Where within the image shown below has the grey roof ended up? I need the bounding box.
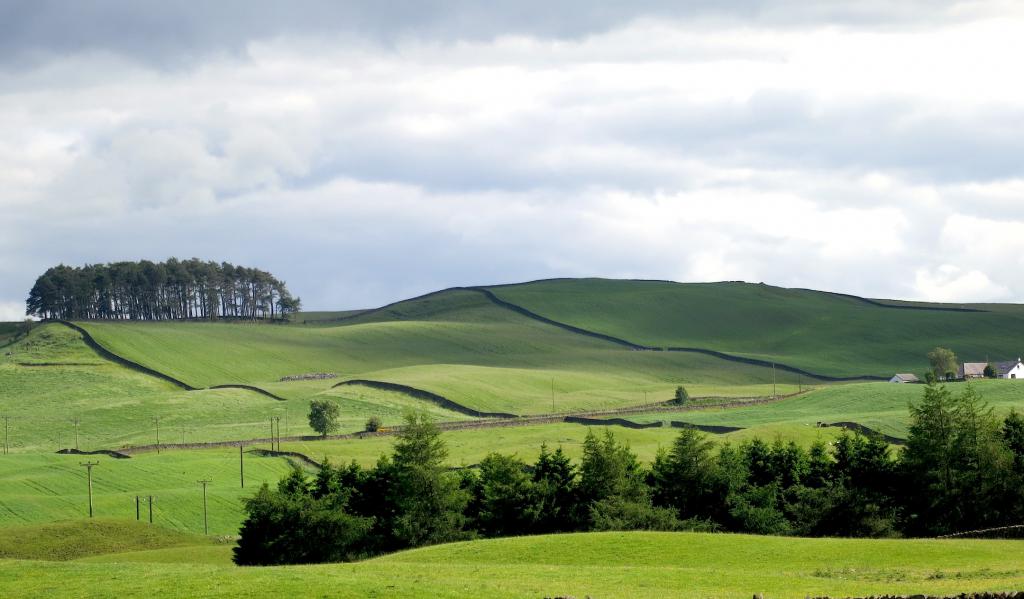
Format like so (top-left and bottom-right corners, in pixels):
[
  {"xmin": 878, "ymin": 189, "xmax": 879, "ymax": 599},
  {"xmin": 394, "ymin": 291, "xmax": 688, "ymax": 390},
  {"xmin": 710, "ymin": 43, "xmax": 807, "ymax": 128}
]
[
  {"xmin": 892, "ymin": 373, "xmax": 919, "ymax": 382},
  {"xmin": 994, "ymin": 358, "xmax": 1023, "ymax": 375}
]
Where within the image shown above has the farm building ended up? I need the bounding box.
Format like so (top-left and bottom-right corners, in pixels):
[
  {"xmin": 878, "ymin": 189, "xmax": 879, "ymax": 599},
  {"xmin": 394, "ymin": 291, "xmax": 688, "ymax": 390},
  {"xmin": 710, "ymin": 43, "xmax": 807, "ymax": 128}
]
[
  {"xmin": 995, "ymin": 358, "xmax": 1024, "ymax": 379},
  {"xmin": 958, "ymin": 362, "xmax": 987, "ymax": 380},
  {"xmin": 889, "ymin": 373, "xmax": 920, "ymax": 384}
]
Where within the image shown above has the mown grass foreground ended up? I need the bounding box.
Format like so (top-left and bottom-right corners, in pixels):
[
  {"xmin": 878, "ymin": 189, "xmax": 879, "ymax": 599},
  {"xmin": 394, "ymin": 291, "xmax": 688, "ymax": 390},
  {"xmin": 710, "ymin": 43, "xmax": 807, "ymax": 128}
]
[{"xmin": 1, "ymin": 531, "xmax": 1023, "ymax": 598}]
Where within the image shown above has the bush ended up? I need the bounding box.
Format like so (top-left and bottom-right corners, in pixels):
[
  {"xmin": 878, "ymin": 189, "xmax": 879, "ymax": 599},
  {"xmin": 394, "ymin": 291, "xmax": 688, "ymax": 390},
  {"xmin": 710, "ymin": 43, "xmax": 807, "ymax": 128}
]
[
  {"xmin": 365, "ymin": 416, "xmax": 382, "ymax": 432},
  {"xmin": 672, "ymin": 386, "xmax": 689, "ymax": 405}
]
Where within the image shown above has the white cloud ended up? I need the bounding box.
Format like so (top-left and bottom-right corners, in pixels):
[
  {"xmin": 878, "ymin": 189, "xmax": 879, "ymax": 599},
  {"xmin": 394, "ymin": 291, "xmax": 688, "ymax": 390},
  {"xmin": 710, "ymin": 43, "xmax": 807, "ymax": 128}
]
[
  {"xmin": 0, "ymin": 303, "xmax": 26, "ymax": 322},
  {"xmin": 913, "ymin": 265, "xmax": 1011, "ymax": 303}
]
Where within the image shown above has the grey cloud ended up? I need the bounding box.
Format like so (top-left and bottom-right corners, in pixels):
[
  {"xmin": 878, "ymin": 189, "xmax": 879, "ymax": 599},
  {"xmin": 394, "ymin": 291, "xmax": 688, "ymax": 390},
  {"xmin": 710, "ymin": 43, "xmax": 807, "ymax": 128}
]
[{"xmin": 0, "ymin": 0, "xmax": 974, "ymax": 69}]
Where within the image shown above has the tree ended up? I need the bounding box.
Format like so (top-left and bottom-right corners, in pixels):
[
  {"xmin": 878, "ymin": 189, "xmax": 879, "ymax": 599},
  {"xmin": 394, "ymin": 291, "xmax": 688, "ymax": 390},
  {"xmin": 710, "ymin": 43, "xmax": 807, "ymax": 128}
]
[
  {"xmin": 649, "ymin": 428, "xmax": 721, "ymax": 521},
  {"xmin": 308, "ymin": 399, "xmax": 341, "ymax": 437},
  {"xmin": 927, "ymin": 347, "xmax": 958, "ymax": 381},
  {"xmin": 672, "ymin": 386, "xmax": 689, "ymax": 405},
  {"xmin": 984, "ymin": 363, "xmax": 997, "ymax": 378},
  {"xmin": 900, "ymin": 382, "xmax": 1015, "ymax": 535},
  {"xmin": 387, "ymin": 412, "xmax": 470, "ymax": 548},
  {"xmin": 474, "ymin": 453, "xmax": 542, "ymax": 537},
  {"xmin": 532, "ymin": 444, "xmax": 579, "ymax": 532},
  {"xmin": 365, "ymin": 416, "xmax": 382, "ymax": 432}
]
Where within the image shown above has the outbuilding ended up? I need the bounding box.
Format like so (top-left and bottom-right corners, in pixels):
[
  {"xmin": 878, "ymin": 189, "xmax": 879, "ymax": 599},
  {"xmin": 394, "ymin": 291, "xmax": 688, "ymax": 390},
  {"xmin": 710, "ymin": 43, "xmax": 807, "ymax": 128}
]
[
  {"xmin": 958, "ymin": 362, "xmax": 987, "ymax": 380},
  {"xmin": 889, "ymin": 373, "xmax": 920, "ymax": 384}
]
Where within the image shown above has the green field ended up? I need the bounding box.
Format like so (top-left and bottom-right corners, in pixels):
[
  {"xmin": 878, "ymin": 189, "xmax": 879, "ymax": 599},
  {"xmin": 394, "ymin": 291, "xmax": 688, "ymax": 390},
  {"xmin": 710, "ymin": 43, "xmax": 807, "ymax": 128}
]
[
  {"xmin": 0, "ymin": 450, "xmax": 298, "ymax": 536},
  {"xmin": 487, "ymin": 279, "xmax": 1024, "ymax": 378},
  {"xmin": 0, "ymin": 519, "xmax": 218, "ymax": 561},
  {"xmin": 643, "ymin": 379, "xmax": 1024, "ymax": 438},
  {"xmin": 75, "ymin": 289, "xmax": 793, "ymax": 415},
  {"xmin": 2, "ymin": 530, "xmax": 1024, "ymax": 598}
]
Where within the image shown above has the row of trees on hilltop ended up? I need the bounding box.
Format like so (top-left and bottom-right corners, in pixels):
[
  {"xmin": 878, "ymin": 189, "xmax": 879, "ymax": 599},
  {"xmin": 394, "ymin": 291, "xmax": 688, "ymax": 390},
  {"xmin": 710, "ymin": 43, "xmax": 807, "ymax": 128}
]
[
  {"xmin": 236, "ymin": 383, "xmax": 1024, "ymax": 565},
  {"xmin": 26, "ymin": 259, "xmax": 301, "ymax": 321}
]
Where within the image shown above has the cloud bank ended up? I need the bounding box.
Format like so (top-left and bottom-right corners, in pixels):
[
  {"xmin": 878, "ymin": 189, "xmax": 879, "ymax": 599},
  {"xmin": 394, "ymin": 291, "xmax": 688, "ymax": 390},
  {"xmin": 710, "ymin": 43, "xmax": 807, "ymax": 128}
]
[{"xmin": 2, "ymin": 1, "xmax": 1024, "ymax": 313}]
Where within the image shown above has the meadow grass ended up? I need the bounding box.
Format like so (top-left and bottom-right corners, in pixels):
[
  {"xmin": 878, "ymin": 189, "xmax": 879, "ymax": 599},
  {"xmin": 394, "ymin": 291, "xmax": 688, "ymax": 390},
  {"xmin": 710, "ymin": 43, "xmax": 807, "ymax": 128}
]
[
  {"xmin": 0, "ymin": 325, "xmax": 474, "ymax": 451},
  {"xmin": 75, "ymin": 289, "xmax": 793, "ymax": 414},
  {"xmin": 0, "ymin": 519, "xmax": 216, "ymax": 561},
  {"xmin": 281, "ymin": 421, "xmax": 847, "ymax": 467},
  {"xmin": 2, "ymin": 531, "xmax": 1024, "ymax": 598},
  {"xmin": 488, "ymin": 278, "xmax": 1024, "ymax": 378},
  {"xmin": 0, "ymin": 450, "xmax": 297, "ymax": 535},
  {"xmin": 637, "ymin": 379, "xmax": 1024, "ymax": 438}
]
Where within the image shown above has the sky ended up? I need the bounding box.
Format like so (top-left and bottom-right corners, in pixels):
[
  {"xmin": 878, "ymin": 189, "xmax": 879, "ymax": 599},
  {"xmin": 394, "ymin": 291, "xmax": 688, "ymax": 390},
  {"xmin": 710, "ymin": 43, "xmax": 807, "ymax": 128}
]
[{"xmin": 3, "ymin": 0, "xmax": 1024, "ymax": 318}]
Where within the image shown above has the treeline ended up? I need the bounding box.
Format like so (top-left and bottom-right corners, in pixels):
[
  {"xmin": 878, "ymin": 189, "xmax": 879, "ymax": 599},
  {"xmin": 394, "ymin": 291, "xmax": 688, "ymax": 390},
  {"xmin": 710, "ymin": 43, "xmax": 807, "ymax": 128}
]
[
  {"xmin": 26, "ymin": 259, "xmax": 301, "ymax": 321},
  {"xmin": 235, "ymin": 383, "xmax": 1024, "ymax": 565}
]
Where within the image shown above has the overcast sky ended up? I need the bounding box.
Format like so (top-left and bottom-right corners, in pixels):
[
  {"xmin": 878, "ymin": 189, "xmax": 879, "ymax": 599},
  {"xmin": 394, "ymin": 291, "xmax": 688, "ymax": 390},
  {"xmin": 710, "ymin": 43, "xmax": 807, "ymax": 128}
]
[{"xmin": 3, "ymin": 1, "xmax": 1024, "ymax": 318}]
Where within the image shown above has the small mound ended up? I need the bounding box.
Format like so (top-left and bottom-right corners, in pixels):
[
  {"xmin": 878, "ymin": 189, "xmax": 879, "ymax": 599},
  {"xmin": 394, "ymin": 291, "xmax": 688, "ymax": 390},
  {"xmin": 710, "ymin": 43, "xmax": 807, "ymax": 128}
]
[{"xmin": 0, "ymin": 519, "xmax": 214, "ymax": 561}]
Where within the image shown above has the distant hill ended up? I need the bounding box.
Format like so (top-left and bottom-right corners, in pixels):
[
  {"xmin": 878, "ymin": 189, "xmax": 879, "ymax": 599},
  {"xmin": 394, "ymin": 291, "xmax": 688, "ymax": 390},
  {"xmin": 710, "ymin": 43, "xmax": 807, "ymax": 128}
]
[{"xmin": 482, "ymin": 278, "xmax": 1024, "ymax": 378}]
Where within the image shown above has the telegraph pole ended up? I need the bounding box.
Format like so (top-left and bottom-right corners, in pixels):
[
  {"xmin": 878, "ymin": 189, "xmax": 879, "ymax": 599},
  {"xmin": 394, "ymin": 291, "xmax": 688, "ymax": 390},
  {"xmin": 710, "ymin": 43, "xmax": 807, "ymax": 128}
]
[
  {"xmin": 3, "ymin": 415, "xmax": 9, "ymax": 454},
  {"xmin": 148, "ymin": 495, "xmax": 154, "ymax": 524},
  {"xmin": 274, "ymin": 416, "xmax": 281, "ymax": 451},
  {"xmin": 197, "ymin": 480, "xmax": 212, "ymax": 535},
  {"xmin": 72, "ymin": 418, "xmax": 80, "ymax": 450},
  {"xmin": 136, "ymin": 495, "xmax": 140, "ymax": 521},
  {"xmin": 239, "ymin": 444, "xmax": 245, "ymax": 488},
  {"xmin": 551, "ymin": 378, "xmax": 555, "ymax": 413},
  {"xmin": 269, "ymin": 417, "xmax": 274, "ymax": 451},
  {"xmin": 152, "ymin": 416, "xmax": 161, "ymax": 454},
  {"xmin": 772, "ymin": 363, "xmax": 777, "ymax": 399},
  {"xmin": 80, "ymin": 461, "xmax": 99, "ymax": 517}
]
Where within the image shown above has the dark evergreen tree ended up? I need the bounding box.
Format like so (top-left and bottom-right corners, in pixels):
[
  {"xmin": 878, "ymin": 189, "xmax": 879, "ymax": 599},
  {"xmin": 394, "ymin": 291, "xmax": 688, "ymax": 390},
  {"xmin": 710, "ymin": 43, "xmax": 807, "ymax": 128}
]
[{"xmin": 26, "ymin": 259, "xmax": 300, "ymax": 321}]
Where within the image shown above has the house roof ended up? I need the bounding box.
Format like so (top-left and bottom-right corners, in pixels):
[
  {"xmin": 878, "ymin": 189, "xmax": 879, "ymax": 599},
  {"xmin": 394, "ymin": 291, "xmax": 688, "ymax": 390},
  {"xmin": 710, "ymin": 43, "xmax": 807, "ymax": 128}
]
[
  {"xmin": 960, "ymin": 362, "xmax": 987, "ymax": 377},
  {"xmin": 892, "ymin": 373, "xmax": 919, "ymax": 382},
  {"xmin": 995, "ymin": 358, "xmax": 1023, "ymax": 375}
]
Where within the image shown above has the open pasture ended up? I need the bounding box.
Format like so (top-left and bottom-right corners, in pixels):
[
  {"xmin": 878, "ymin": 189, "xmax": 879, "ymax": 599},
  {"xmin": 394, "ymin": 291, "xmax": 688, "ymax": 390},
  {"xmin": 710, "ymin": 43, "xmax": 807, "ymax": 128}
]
[
  {"xmin": 2, "ymin": 531, "xmax": 1024, "ymax": 598},
  {"xmin": 487, "ymin": 279, "xmax": 1024, "ymax": 378},
  {"xmin": 0, "ymin": 450, "xmax": 297, "ymax": 536}
]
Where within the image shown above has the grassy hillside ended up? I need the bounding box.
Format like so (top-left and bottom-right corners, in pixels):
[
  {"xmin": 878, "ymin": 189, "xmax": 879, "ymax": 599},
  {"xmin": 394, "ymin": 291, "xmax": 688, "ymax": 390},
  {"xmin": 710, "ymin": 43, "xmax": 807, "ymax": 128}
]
[
  {"xmin": 0, "ymin": 450, "xmax": 298, "ymax": 535},
  {"xmin": 486, "ymin": 279, "xmax": 1024, "ymax": 378},
  {"xmin": 0, "ymin": 519, "xmax": 215, "ymax": 561},
  {"xmin": 650, "ymin": 379, "xmax": 1024, "ymax": 438},
  {"xmin": 3, "ymin": 532, "xmax": 1024, "ymax": 598},
  {"xmin": 76, "ymin": 289, "xmax": 791, "ymax": 414},
  {"xmin": 0, "ymin": 324, "xmax": 475, "ymax": 451}
]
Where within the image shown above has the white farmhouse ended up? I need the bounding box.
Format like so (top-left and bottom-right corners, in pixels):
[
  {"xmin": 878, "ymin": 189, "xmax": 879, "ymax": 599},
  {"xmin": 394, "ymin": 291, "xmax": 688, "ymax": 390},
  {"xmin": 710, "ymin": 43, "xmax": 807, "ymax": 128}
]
[{"xmin": 996, "ymin": 358, "xmax": 1024, "ymax": 380}]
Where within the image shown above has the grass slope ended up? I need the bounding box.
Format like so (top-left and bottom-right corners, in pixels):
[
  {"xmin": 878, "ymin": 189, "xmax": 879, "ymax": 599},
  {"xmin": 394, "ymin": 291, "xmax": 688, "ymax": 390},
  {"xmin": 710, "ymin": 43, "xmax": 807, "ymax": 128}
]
[
  {"xmin": 0, "ymin": 325, "xmax": 473, "ymax": 451},
  {"xmin": 643, "ymin": 379, "xmax": 1024, "ymax": 438},
  {"xmin": 486, "ymin": 278, "xmax": 1024, "ymax": 378},
  {"xmin": 3, "ymin": 532, "xmax": 1024, "ymax": 598},
  {"xmin": 0, "ymin": 519, "xmax": 214, "ymax": 561},
  {"xmin": 76, "ymin": 289, "xmax": 790, "ymax": 415},
  {"xmin": 0, "ymin": 450, "xmax": 298, "ymax": 536}
]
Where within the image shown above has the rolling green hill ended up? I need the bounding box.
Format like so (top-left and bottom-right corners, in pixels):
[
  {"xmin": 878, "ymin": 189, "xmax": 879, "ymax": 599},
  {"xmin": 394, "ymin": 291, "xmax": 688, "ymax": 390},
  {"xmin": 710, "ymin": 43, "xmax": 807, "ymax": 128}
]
[
  {"xmin": 3, "ymin": 531, "xmax": 1024, "ymax": 598},
  {"xmin": 75, "ymin": 289, "xmax": 792, "ymax": 415},
  {"xmin": 485, "ymin": 278, "xmax": 1024, "ymax": 378}
]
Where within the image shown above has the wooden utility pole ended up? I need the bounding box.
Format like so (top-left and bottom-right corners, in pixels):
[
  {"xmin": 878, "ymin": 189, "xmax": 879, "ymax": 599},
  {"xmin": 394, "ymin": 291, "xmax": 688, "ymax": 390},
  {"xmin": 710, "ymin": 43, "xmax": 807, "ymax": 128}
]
[
  {"xmin": 2, "ymin": 415, "xmax": 9, "ymax": 455},
  {"xmin": 72, "ymin": 418, "xmax": 80, "ymax": 450},
  {"xmin": 772, "ymin": 363, "xmax": 777, "ymax": 400},
  {"xmin": 269, "ymin": 418, "xmax": 274, "ymax": 451},
  {"xmin": 239, "ymin": 445, "xmax": 245, "ymax": 488},
  {"xmin": 153, "ymin": 416, "xmax": 161, "ymax": 454},
  {"xmin": 80, "ymin": 461, "xmax": 99, "ymax": 517},
  {"xmin": 148, "ymin": 495, "xmax": 154, "ymax": 524},
  {"xmin": 197, "ymin": 480, "xmax": 212, "ymax": 535},
  {"xmin": 136, "ymin": 495, "xmax": 140, "ymax": 520},
  {"xmin": 551, "ymin": 378, "xmax": 555, "ymax": 413},
  {"xmin": 274, "ymin": 416, "xmax": 281, "ymax": 451}
]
